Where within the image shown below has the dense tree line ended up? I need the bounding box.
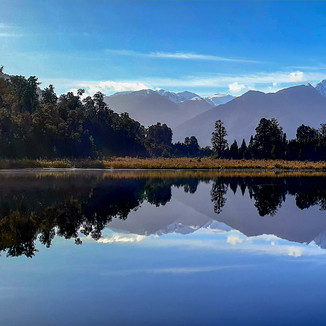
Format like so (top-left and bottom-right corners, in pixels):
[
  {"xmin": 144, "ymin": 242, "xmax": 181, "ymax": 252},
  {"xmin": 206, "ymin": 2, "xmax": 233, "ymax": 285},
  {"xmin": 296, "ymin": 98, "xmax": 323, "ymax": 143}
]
[
  {"xmin": 2, "ymin": 72, "xmax": 326, "ymax": 161},
  {"xmin": 1, "ymin": 173, "xmax": 326, "ymax": 257},
  {"xmin": 0, "ymin": 74, "xmax": 182, "ymax": 158},
  {"xmin": 211, "ymin": 118, "xmax": 326, "ymax": 161}
]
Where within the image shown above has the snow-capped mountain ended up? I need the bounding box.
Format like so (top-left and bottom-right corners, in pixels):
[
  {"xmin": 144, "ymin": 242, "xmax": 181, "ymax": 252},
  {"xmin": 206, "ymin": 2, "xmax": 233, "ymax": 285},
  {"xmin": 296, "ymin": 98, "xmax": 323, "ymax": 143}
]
[
  {"xmin": 156, "ymin": 89, "xmax": 200, "ymax": 103},
  {"xmin": 105, "ymin": 88, "xmax": 234, "ymax": 128},
  {"xmin": 176, "ymin": 91, "xmax": 200, "ymax": 102},
  {"xmin": 156, "ymin": 89, "xmax": 234, "ymax": 106},
  {"xmin": 155, "ymin": 89, "xmax": 184, "ymax": 103},
  {"xmin": 315, "ymin": 79, "xmax": 326, "ymax": 97},
  {"xmin": 203, "ymin": 93, "xmax": 235, "ymax": 106},
  {"xmin": 174, "ymin": 84, "xmax": 326, "ymax": 145}
]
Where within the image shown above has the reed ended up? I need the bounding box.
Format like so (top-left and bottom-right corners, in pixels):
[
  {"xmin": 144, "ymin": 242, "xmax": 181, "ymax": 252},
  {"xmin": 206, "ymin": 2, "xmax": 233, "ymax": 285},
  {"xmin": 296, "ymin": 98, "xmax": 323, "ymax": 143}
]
[{"xmin": 0, "ymin": 157, "xmax": 326, "ymax": 170}]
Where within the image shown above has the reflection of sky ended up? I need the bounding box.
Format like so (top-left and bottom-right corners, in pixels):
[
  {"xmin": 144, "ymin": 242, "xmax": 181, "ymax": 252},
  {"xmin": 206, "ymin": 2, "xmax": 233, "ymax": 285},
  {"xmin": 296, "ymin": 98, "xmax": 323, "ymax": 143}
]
[
  {"xmin": 94, "ymin": 228, "xmax": 326, "ymax": 259},
  {"xmin": 2, "ymin": 180, "xmax": 326, "ymax": 325}
]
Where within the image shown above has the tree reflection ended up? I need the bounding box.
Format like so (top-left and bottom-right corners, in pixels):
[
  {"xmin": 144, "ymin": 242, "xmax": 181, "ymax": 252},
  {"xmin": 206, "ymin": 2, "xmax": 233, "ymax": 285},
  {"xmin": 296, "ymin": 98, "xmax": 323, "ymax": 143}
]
[
  {"xmin": 1, "ymin": 173, "xmax": 326, "ymax": 257},
  {"xmin": 0, "ymin": 175, "xmax": 202, "ymax": 257},
  {"xmin": 210, "ymin": 180, "xmax": 227, "ymax": 214},
  {"xmin": 247, "ymin": 178, "xmax": 287, "ymax": 216}
]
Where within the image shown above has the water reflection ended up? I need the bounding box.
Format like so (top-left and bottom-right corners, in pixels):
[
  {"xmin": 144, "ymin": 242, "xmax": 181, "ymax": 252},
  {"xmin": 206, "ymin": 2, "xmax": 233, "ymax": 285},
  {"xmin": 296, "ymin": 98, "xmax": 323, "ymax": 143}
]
[{"xmin": 1, "ymin": 170, "xmax": 326, "ymax": 257}]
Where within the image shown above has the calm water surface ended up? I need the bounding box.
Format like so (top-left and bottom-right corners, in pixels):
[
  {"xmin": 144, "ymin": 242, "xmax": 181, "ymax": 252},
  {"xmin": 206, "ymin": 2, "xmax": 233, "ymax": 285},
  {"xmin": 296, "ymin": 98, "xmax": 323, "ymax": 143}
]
[{"xmin": 1, "ymin": 170, "xmax": 326, "ymax": 325}]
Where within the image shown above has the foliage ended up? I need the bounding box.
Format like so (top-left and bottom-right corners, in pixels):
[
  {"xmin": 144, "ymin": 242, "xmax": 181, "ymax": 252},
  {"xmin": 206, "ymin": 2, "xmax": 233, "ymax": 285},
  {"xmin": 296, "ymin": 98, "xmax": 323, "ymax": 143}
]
[{"xmin": 211, "ymin": 119, "xmax": 228, "ymax": 156}]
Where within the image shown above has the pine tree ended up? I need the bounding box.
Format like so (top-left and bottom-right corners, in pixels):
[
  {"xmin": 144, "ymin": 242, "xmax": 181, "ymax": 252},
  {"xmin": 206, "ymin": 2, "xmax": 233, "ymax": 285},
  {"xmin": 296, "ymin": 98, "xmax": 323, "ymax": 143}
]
[
  {"xmin": 229, "ymin": 140, "xmax": 239, "ymax": 159},
  {"xmin": 211, "ymin": 120, "xmax": 228, "ymax": 157},
  {"xmin": 239, "ymin": 139, "xmax": 247, "ymax": 158}
]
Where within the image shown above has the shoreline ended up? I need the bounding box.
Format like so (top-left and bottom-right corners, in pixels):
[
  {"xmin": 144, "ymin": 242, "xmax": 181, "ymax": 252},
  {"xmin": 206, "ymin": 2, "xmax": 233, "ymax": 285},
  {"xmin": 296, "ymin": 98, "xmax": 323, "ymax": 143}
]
[{"xmin": 0, "ymin": 157, "xmax": 326, "ymax": 171}]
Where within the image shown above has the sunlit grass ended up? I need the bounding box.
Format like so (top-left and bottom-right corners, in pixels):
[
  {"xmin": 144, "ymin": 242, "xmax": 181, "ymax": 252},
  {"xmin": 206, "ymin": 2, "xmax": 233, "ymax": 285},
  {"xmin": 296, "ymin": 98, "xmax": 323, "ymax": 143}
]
[{"xmin": 1, "ymin": 157, "xmax": 326, "ymax": 171}]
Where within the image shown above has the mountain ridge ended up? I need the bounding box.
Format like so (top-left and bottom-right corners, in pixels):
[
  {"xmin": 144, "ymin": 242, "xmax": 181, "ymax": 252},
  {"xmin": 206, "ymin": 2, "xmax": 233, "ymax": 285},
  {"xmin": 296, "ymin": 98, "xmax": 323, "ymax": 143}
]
[{"xmin": 174, "ymin": 83, "xmax": 326, "ymax": 145}]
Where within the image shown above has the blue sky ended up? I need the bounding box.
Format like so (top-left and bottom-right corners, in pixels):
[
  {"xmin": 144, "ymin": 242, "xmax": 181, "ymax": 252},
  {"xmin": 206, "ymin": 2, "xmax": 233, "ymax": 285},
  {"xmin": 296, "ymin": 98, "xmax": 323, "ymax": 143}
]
[{"xmin": 2, "ymin": 0, "xmax": 326, "ymax": 96}]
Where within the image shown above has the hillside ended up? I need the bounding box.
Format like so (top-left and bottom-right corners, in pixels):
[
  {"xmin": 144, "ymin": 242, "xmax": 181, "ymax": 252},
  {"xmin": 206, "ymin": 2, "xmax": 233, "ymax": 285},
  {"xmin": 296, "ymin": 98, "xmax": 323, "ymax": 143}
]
[
  {"xmin": 105, "ymin": 89, "xmax": 234, "ymax": 128},
  {"xmin": 174, "ymin": 84, "xmax": 326, "ymax": 145}
]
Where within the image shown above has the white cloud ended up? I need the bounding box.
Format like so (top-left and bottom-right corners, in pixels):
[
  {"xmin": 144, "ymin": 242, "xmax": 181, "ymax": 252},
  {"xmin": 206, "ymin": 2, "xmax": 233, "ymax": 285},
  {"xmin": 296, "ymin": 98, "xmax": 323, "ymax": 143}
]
[
  {"xmin": 146, "ymin": 265, "xmax": 244, "ymax": 274},
  {"xmin": 40, "ymin": 69, "xmax": 326, "ymax": 97},
  {"xmin": 147, "ymin": 71, "xmax": 311, "ymax": 88},
  {"xmin": 289, "ymin": 71, "xmax": 305, "ymax": 82},
  {"xmin": 228, "ymin": 82, "xmax": 246, "ymax": 93},
  {"xmin": 78, "ymin": 84, "xmax": 103, "ymax": 96},
  {"xmin": 98, "ymin": 80, "xmax": 149, "ymax": 92},
  {"xmin": 98, "ymin": 233, "xmax": 146, "ymax": 244},
  {"xmin": 288, "ymin": 246, "xmax": 303, "ymax": 257},
  {"xmin": 149, "ymin": 51, "xmax": 262, "ymax": 63},
  {"xmin": 68, "ymin": 88, "xmax": 89, "ymax": 100},
  {"xmin": 0, "ymin": 23, "xmax": 22, "ymax": 37},
  {"xmin": 227, "ymin": 234, "xmax": 244, "ymax": 245},
  {"xmin": 139, "ymin": 232, "xmax": 326, "ymax": 258},
  {"xmin": 0, "ymin": 33, "xmax": 22, "ymax": 38},
  {"xmin": 105, "ymin": 49, "xmax": 263, "ymax": 64},
  {"xmin": 0, "ymin": 23, "xmax": 9, "ymax": 29}
]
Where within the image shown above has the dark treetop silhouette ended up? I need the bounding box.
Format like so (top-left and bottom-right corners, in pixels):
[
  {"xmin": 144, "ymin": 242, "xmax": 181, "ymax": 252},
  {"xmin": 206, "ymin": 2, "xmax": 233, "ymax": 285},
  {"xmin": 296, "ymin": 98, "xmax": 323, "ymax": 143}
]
[{"xmin": 1, "ymin": 171, "xmax": 326, "ymax": 258}]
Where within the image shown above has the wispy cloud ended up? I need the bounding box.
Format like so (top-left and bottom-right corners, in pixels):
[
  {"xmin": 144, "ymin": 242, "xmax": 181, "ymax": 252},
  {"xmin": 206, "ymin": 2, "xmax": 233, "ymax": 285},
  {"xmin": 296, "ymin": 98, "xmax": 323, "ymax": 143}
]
[
  {"xmin": 98, "ymin": 80, "xmax": 149, "ymax": 92},
  {"xmin": 149, "ymin": 51, "xmax": 262, "ymax": 63},
  {"xmin": 105, "ymin": 49, "xmax": 263, "ymax": 64},
  {"xmin": 0, "ymin": 22, "xmax": 22, "ymax": 38},
  {"xmin": 0, "ymin": 23, "xmax": 9, "ymax": 29},
  {"xmin": 0, "ymin": 33, "xmax": 23, "ymax": 38},
  {"xmin": 40, "ymin": 69, "xmax": 326, "ymax": 96},
  {"xmin": 285, "ymin": 64, "xmax": 326, "ymax": 71},
  {"xmin": 145, "ymin": 265, "xmax": 247, "ymax": 274},
  {"xmin": 227, "ymin": 234, "xmax": 244, "ymax": 245},
  {"xmin": 97, "ymin": 233, "xmax": 146, "ymax": 244},
  {"xmin": 138, "ymin": 232, "xmax": 325, "ymax": 258}
]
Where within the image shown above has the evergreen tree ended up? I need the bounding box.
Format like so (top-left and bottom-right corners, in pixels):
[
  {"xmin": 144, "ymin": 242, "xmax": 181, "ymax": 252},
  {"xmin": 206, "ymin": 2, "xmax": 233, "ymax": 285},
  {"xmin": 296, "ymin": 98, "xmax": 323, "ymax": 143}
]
[
  {"xmin": 252, "ymin": 118, "xmax": 284, "ymax": 159},
  {"xmin": 229, "ymin": 140, "xmax": 239, "ymax": 159},
  {"xmin": 239, "ymin": 139, "xmax": 247, "ymax": 158},
  {"xmin": 41, "ymin": 85, "xmax": 57, "ymax": 105},
  {"xmin": 245, "ymin": 136, "xmax": 254, "ymax": 159},
  {"xmin": 211, "ymin": 120, "xmax": 228, "ymax": 157}
]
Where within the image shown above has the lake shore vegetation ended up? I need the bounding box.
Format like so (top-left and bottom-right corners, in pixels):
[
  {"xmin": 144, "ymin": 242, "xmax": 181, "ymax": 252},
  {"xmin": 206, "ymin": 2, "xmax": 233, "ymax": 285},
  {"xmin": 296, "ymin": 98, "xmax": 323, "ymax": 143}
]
[
  {"xmin": 1, "ymin": 157, "xmax": 326, "ymax": 170},
  {"xmin": 2, "ymin": 71, "xmax": 326, "ymax": 164}
]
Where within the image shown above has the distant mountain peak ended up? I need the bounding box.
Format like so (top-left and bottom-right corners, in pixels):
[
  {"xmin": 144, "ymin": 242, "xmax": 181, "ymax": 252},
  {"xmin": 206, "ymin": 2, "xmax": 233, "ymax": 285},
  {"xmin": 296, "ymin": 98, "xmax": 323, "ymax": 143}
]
[
  {"xmin": 315, "ymin": 79, "xmax": 326, "ymax": 97},
  {"xmin": 156, "ymin": 89, "xmax": 199, "ymax": 103},
  {"xmin": 203, "ymin": 93, "xmax": 235, "ymax": 106}
]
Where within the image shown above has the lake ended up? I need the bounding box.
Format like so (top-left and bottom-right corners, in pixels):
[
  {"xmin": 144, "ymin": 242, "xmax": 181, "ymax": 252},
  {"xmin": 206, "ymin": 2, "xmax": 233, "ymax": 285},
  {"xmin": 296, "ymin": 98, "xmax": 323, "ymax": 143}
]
[{"xmin": 1, "ymin": 169, "xmax": 326, "ymax": 325}]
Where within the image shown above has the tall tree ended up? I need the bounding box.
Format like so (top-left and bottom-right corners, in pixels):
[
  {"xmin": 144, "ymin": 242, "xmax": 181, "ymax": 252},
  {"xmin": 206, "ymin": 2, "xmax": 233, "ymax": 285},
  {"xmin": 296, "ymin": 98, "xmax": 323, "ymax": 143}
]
[
  {"xmin": 252, "ymin": 118, "xmax": 285, "ymax": 159},
  {"xmin": 229, "ymin": 140, "xmax": 239, "ymax": 159},
  {"xmin": 239, "ymin": 139, "xmax": 247, "ymax": 158},
  {"xmin": 41, "ymin": 85, "xmax": 57, "ymax": 105},
  {"xmin": 211, "ymin": 120, "xmax": 228, "ymax": 157}
]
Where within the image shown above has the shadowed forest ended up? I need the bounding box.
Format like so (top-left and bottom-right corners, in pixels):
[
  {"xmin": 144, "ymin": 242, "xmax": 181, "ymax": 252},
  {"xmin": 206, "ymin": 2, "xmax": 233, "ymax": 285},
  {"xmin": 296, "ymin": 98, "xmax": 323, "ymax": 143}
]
[
  {"xmin": 1, "ymin": 172, "xmax": 326, "ymax": 257},
  {"xmin": 1, "ymin": 73, "xmax": 326, "ymax": 160}
]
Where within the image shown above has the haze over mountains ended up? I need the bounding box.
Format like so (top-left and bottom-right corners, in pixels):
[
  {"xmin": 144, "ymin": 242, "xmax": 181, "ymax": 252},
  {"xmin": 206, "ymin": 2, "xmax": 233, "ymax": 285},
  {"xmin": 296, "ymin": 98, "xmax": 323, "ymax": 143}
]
[
  {"xmin": 104, "ymin": 89, "xmax": 234, "ymax": 128},
  {"xmin": 3, "ymin": 70, "xmax": 326, "ymax": 147},
  {"xmin": 108, "ymin": 182, "xmax": 326, "ymax": 249},
  {"xmin": 104, "ymin": 80, "xmax": 326, "ymax": 146},
  {"xmin": 175, "ymin": 81, "xmax": 326, "ymax": 146}
]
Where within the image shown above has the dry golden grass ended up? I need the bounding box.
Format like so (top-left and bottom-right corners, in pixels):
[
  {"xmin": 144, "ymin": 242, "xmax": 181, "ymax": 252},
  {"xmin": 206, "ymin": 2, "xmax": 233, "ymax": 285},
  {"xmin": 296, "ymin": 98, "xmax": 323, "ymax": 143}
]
[
  {"xmin": 102, "ymin": 157, "xmax": 326, "ymax": 170},
  {"xmin": 1, "ymin": 157, "xmax": 326, "ymax": 171}
]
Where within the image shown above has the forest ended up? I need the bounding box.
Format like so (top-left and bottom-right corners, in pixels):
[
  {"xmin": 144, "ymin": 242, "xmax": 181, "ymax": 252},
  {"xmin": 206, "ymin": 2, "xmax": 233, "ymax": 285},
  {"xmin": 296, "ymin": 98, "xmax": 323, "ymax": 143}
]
[{"xmin": 1, "ymin": 72, "xmax": 326, "ymax": 161}]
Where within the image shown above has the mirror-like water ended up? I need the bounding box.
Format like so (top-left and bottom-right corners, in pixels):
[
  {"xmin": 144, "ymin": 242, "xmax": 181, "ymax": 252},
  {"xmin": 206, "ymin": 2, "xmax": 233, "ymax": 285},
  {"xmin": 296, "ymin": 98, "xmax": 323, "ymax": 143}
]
[{"xmin": 1, "ymin": 170, "xmax": 326, "ymax": 325}]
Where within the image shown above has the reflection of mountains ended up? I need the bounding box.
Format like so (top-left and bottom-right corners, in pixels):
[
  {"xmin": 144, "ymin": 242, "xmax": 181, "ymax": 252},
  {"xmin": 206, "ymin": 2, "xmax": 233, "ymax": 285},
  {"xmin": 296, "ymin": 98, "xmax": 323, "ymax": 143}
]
[{"xmin": 1, "ymin": 172, "xmax": 326, "ymax": 257}]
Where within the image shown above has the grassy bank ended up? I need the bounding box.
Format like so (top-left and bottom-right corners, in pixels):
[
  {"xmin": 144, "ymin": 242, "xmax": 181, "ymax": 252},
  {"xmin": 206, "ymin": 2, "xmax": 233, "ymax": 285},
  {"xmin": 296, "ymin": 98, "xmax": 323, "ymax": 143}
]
[{"xmin": 1, "ymin": 157, "xmax": 326, "ymax": 170}]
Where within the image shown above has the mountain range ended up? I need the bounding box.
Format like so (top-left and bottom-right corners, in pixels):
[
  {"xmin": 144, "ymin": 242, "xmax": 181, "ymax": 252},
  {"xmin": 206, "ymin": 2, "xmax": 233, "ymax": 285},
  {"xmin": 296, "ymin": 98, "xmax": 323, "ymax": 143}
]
[
  {"xmin": 107, "ymin": 182, "xmax": 326, "ymax": 249},
  {"xmin": 105, "ymin": 80, "xmax": 326, "ymax": 146},
  {"xmin": 175, "ymin": 82, "xmax": 326, "ymax": 145},
  {"xmin": 3, "ymin": 70, "xmax": 326, "ymax": 147},
  {"xmin": 104, "ymin": 89, "xmax": 234, "ymax": 128}
]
